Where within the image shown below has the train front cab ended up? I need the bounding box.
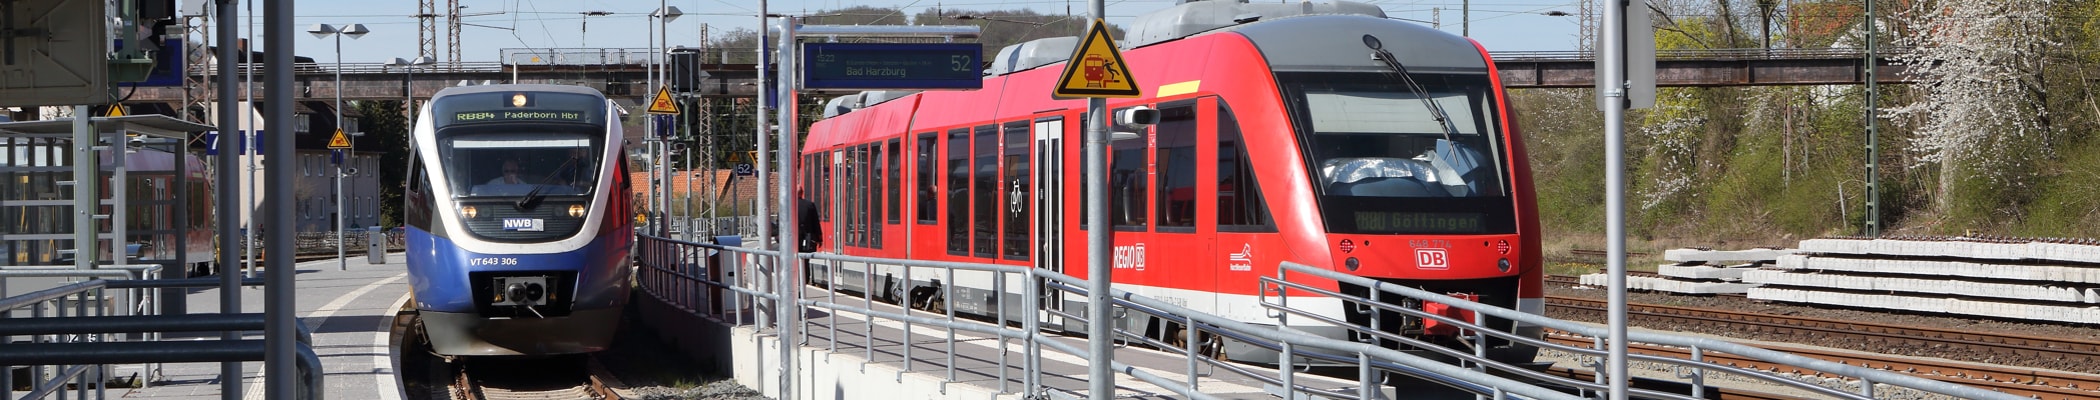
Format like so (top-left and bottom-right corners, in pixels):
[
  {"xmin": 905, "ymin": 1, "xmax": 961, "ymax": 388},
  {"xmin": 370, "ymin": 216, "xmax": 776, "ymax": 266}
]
[{"xmin": 402, "ymin": 87, "xmax": 634, "ymax": 356}]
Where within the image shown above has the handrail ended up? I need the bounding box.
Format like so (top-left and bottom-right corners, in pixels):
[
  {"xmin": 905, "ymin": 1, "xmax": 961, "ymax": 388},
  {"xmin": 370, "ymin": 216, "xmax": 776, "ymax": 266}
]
[
  {"xmin": 1277, "ymin": 261, "xmax": 2028, "ymax": 400},
  {"xmin": 634, "ymin": 235, "xmax": 1579, "ymax": 399},
  {"xmin": 0, "ymin": 277, "xmax": 325, "ymax": 400}
]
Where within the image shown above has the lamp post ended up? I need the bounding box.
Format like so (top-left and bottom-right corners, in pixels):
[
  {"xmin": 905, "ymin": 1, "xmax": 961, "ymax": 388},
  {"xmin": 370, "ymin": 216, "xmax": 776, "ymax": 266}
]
[
  {"xmin": 387, "ymin": 56, "xmax": 436, "ymax": 126},
  {"xmin": 309, "ymin": 23, "xmax": 368, "ymax": 270},
  {"xmin": 650, "ymin": 5, "xmax": 682, "ymax": 237}
]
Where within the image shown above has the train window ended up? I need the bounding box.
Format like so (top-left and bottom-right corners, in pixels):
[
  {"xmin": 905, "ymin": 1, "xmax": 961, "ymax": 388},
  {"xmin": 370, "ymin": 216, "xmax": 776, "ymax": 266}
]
[
  {"xmin": 1000, "ymin": 121, "xmax": 1030, "ymax": 260},
  {"xmin": 434, "ymin": 126, "xmax": 602, "ymax": 198},
  {"xmin": 405, "ymin": 152, "xmax": 432, "ymax": 229},
  {"xmin": 1279, "ymin": 71, "xmax": 1513, "ymax": 234},
  {"xmin": 1280, "ymin": 72, "xmax": 1507, "ymax": 199},
  {"xmin": 844, "ymin": 147, "xmax": 860, "ymax": 247},
  {"xmin": 886, "ymin": 139, "xmax": 901, "ymax": 224},
  {"xmin": 818, "ymin": 151, "xmax": 827, "ymax": 223},
  {"xmin": 1109, "ymin": 108, "xmax": 1149, "ymax": 230},
  {"xmin": 1154, "ymin": 101, "xmax": 1198, "ymax": 231},
  {"xmin": 869, "ymin": 144, "xmax": 882, "ymax": 248},
  {"xmin": 857, "ymin": 145, "xmax": 871, "ymax": 247},
  {"xmin": 915, "ymin": 133, "xmax": 937, "ymax": 225},
  {"xmin": 971, "ymin": 124, "xmax": 997, "ymax": 258},
  {"xmin": 1216, "ymin": 100, "xmax": 1274, "ymax": 231},
  {"xmin": 946, "ymin": 128, "xmax": 969, "ymax": 254}
]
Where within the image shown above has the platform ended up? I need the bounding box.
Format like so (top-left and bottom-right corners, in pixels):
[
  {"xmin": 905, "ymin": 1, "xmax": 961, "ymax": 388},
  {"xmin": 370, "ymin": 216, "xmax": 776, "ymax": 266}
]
[{"xmin": 111, "ymin": 254, "xmax": 410, "ymax": 400}]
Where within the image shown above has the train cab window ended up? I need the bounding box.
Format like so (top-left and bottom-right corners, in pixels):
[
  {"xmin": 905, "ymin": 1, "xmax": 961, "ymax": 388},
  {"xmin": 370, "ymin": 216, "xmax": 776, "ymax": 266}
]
[
  {"xmin": 1154, "ymin": 101, "xmax": 1198, "ymax": 231},
  {"xmin": 1000, "ymin": 121, "xmax": 1030, "ymax": 260},
  {"xmin": 1279, "ymin": 71, "xmax": 1514, "ymax": 234},
  {"xmin": 915, "ymin": 133, "xmax": 937, "ymax": 225},
  {"xmin": 435, "ymin": 128, "xmax": 602, "ymax": 199},
  {"xmin": 1109, "ymin": 108, "xmax": 1149, "ymax": 230},
  {"xmin": 971, "ymin": 124, "xmax": 998, "ymax": 257},
  {"xmin": 1216, "ymin": 101, "xmax": 1274, "ymax": 231},
  {"xmin": 946, "ymin": 128, "xmax": 969, "ymax": 254},
  {"xmin": 886, "ymin": 139, "xmax": 901, "ymax": 224}
]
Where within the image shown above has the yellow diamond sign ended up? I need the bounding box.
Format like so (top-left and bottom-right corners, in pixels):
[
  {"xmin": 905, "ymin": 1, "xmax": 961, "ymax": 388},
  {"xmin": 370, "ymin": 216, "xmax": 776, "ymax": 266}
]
[{"xmin": 1053, "ymin": 19, "xmax": 1140, "ymax": 99}]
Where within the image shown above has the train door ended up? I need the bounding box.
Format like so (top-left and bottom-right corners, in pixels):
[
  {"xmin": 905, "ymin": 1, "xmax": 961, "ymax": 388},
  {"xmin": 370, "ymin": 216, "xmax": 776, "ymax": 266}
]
[{"xmin": 1032, "ymin": 116, "xmax": 1066, "ymax": 330}]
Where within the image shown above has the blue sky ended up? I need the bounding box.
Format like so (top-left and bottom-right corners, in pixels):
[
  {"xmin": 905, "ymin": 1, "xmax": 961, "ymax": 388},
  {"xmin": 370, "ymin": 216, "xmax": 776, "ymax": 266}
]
[{"xmin": 274, "ymin": 0, "xmax": 1585, "ymax": 64}]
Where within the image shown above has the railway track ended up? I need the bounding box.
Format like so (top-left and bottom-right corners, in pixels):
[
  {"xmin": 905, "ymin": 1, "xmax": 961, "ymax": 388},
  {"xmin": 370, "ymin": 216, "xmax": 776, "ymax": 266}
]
[
  {"xmin": 436, "ymin": 356, "xmax": 620, "ymax": 400},
  {"xmin": 1543, "ymin": 330, "xmax": 2100, "ymax": 399},
  {"xmin": 392, "ymin": 300, "xmax": 626, "ymax": 400},
  {"xmin": 1540, "ymin": 277, "xmax": 2100, "ymax": 399}
]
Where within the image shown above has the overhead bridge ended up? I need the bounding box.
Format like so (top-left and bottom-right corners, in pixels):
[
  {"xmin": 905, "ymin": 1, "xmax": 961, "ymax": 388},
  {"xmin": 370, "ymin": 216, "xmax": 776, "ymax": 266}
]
[
  {"xmin": 122, "ymin": 48, "xmax": 1912, "ymax": 103},
  {"xmin": 1492, "ymin": 47, "xmax": 1915, "ymax": 88}
]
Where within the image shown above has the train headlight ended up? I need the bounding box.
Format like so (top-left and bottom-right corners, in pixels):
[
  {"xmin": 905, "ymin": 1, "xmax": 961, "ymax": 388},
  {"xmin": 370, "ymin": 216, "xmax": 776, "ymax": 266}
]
[
  {"xmin": 568, "ymin": 204, "xmax": 586, "ymax": 218},
  {"xmin": 460, "ymin": 205, "xmax": 479, "ymax": 219}
]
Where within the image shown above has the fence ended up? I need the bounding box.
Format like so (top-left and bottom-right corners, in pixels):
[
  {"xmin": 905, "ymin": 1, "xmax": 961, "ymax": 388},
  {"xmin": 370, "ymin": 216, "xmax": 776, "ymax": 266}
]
[
  {"xmin": 634, "ymin": 235, "xmax": 2024, "ymax": 399},
  {"xmin": 0, "ymin": 267, "xmax": 326, "ymax": 400}
]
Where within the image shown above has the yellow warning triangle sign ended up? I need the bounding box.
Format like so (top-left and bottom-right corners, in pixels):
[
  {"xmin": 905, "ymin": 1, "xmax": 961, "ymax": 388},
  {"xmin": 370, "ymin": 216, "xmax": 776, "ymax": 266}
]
[
  {"xmin": 1054, "ymin": 19, "xmax": 1141, "ymax": 99},
  {"xmin": 104, "ymin": 105, "xmax": 126, "ymax": 117},
  {"xmin": 647, "ymin": 85, "xmax": 680, "ymax": 115},
  {"xmin": 327, "ymin": 129, "xmax": 352, "ymax": 148}
]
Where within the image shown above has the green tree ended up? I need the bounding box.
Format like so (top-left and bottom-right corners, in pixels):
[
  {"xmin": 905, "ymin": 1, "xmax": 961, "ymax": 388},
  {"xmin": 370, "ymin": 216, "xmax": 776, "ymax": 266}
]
[{"xmin": 356, "ymin": 100, "xmax": 410, "ymax": 227}]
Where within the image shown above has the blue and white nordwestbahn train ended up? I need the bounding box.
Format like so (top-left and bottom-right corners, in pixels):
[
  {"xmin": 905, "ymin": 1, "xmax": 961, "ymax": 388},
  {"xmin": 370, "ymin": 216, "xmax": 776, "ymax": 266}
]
[{"xmin": 402, "ymin": 84, "xmax": 636, "ymax": 356}]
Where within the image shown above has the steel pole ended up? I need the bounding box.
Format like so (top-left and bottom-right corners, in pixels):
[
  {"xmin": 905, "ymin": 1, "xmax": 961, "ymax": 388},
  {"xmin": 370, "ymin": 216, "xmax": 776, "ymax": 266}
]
[
  {"xmin": 265, "ymin": 0, "xmax": 300, "ymax": 397},
  {"xmin": 212, "ymin": 1, "xmax": 244, "ymax": 397},
  {"xmin": 334, "ymin": 33, "xmax": 346, "ymax": 271},
  {"xmin": 1863, "ymin": 0, "xmax": 1879, "ymax": 237},
  {"xmin": 1083, "ymin": 2, "xmax": 1113, "ymax": 399},
  {"xmin": 244, "ymin": 0, "xmax": 257, "ymax": 280},
  {"xmin": 774, "ymin": 18, "xmax": 800, "ymax": 400},
  {"xmin": 1603, "ymin": 1, "xmax": 1629, "ymax": 399},
  {"xmin": 753, "ymin": 2, "xmax": 772, "ymax": 333}
]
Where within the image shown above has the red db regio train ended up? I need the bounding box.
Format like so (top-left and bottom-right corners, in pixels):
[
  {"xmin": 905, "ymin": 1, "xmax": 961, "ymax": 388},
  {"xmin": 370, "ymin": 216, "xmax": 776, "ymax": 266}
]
[{"xmin": 800, "ymin": 0, "xmax": 1542, "ymax": 365}]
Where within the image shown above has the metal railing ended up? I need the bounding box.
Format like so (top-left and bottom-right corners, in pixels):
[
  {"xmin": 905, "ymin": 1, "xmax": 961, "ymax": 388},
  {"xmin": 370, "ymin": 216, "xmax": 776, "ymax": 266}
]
[
  {"xmin": 1273, "ymin": 261, "xmax": 2028, "ymax": 400},
  {"xmin": 638, "ymin": 235, "xmax": 2036, "ymax": 399},
  {"xmin": 635, "ymin": 235, "xmax": 1576, "ymax": 399},
  {"xmin": 0, "ymin": 271, "xmax": 323, "ymax": 400}
]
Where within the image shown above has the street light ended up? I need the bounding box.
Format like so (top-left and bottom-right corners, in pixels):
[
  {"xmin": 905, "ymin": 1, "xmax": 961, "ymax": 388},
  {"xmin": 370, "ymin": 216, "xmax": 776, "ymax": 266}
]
[
  {"xmin": 309, "ymin": 22, "xmax": 368, "ymax": 270},
  {"xmin": 649, "ymin": 5, "xmax": 682, "ymax": 237},
  {"xmin": 387, "ymin": 56, "xmax": 436, "ymax": 128}
]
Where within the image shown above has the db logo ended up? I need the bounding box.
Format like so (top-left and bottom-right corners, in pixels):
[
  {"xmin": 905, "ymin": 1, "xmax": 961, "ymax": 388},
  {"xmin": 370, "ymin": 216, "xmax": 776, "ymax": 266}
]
[{"xmin": 1416, "ymin": 248, "xmax": 1449, "ymax": 270}]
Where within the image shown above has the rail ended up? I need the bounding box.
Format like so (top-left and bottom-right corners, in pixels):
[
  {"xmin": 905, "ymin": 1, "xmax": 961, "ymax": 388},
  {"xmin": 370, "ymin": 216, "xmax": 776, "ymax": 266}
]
[
  {"xmin": 1275, "ymin": 261, "xmax": 2027, "ymax": 400},
  {"xmin": 0, "ymin": 272, "xmax": 322, "ymax": 400},
  {"xmin": 635, "ymin": 235, "xmax": 1577, "ymax": 399}
]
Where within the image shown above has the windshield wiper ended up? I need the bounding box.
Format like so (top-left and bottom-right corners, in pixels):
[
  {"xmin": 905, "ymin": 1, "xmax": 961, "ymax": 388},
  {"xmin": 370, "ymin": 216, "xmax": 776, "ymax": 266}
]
[
  {"xmin": 1363, "ymin": 34, "xmax": 1462, "ymax": 140},
  {"xmin": 516, "ymin": 156, "xmax": 582, "ymax": 210}
]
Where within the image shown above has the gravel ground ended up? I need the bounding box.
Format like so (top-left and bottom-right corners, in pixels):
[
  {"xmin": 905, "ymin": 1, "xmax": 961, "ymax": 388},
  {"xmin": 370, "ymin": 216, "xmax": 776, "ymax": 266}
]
[
  {"xmin": 596, "ymin": 307, "xmax": 769, "ymax": 400},
  {"xmin": 1545, "ymin": 275, "xmax": 2100, "ymax": 374}
]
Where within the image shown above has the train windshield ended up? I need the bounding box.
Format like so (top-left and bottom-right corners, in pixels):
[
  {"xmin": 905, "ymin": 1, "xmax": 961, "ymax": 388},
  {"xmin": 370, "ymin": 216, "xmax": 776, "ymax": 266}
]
[
  {"xmin": 1280, "ymin": 71, "xmax": 1516, "ymax": 234},
  {"xmin": 436, "ymin": 126, "xmax": 604, "ymax": 198}
]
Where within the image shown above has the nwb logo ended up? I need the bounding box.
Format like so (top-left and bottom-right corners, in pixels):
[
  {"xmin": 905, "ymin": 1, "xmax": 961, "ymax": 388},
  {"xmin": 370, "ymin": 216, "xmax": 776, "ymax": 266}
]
[{"xmin": 503, "ymin": 218, "xmax": 544, "ymax": 231}]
